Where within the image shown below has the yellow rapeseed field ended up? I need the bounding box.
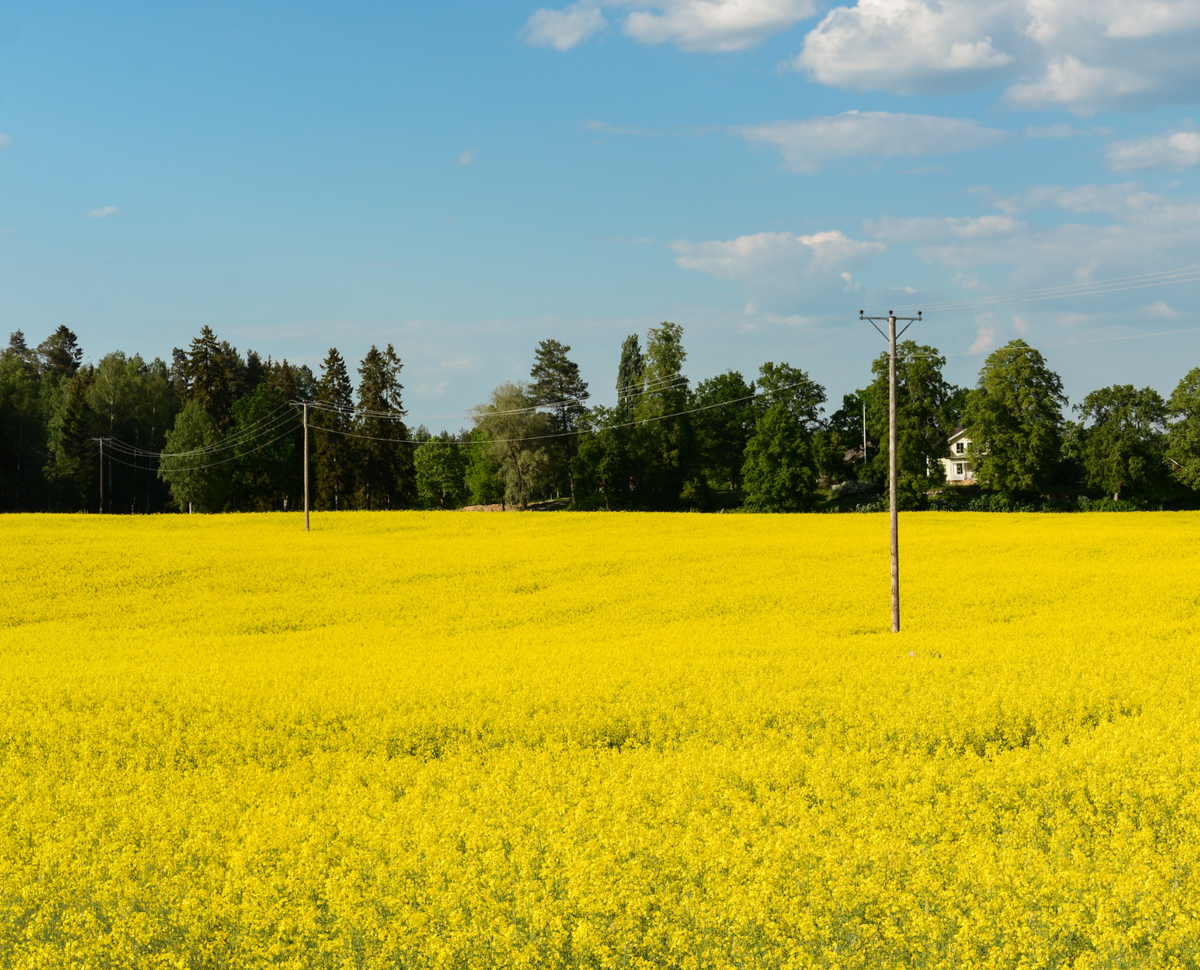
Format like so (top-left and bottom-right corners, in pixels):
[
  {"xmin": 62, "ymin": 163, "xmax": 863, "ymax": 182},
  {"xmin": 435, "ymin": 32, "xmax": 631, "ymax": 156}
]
[{"xmin": 2, "ymin": 511, "xmax": 1199, "ymax": 969}]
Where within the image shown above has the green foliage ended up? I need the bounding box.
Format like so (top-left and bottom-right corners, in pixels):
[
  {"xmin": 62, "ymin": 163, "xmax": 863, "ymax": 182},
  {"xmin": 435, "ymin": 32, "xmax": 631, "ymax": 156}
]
[
  {"xmin": 465, "ymin": 429, "xmax": 506, "ymax": 507},
  {"xmin": 1168, "ymin": 367, "xmax": 1200, "ymax": 489},
  {"xmin": 313, "ymin": 348, "xmax": 357, "ymax": 511},
  {"xmin": 229, "ymin": 384, "xmax": 295, "ymax": 511},
  {"xmin": 356, "ymin": 344, "xmax": 413, "ymax": 510},
  {"xmin": 863, "ymin": 342, "xmax": 955, "ymax": 508},
  {"xmin": 634, "ymin": 322, "xmax": 702, "ymax": 509},
  {"xmin": 0, "ymin": 336, "xmax": 47, "ymax": 511},
  {"xmin": 1077, "ymin": 384, "xmax": 1168, "ymax": 502},
  {"xmin": 415, "ymin": 435, "xmax": 470, "ymax": 509},
  {"xmin": 181, "ymin": 326, "xmax": 234, "ymax": 429},
  {"xmin": 692, "ymin": 370, "xmax": 755, "ymax": 491},
  {"xmin": 962, "ymin": 340, "xmax": 1067, "ymax": 496},
  {"xmin": 741, "ymin": 362, "xmax": 824, "ymax": 512},
  {"xmin": 36, "ymin": 326, "xmax": 84, "ymax": 382},
  {"xmin": 44, "ymin": 366, "xmax": 97, "ymax": 511},
  {"xmin": 616, "ymin": 334, "xmax": 644, "ymax": 416},
  {"xmin": 471, "ymin": 382, "xmax": 550, "ymax": 508},
  {"xmin": 530, "ymin": 339, "xmax": 588, "ymax": 503},
  {"xmin": 158, "ymin": 401, "xmax": 230, "ymax": 513}
]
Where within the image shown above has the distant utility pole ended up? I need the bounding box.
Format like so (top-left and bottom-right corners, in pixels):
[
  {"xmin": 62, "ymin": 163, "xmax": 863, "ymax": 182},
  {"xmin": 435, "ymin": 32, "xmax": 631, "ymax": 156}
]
[
  {"xmin": 99, "ymin": 438, "xmax": 104, "ymax": 514},
  {"xmin": 861, "ymin": 400, "xmax": 867, "ymax": 466},
  {"xmin": 303, "ymin": 402, "xmax": 310, "ymax": 532},
  {"xmin": 860, "ymin": 309, "xmax": 921, "ymax": 633}
]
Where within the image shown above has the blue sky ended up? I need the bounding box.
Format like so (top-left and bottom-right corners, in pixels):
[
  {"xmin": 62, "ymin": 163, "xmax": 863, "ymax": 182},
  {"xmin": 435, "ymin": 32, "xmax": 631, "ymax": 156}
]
[{"xmin": 2, "ymin": 0, "xmax": 1199, "ymax": 426}]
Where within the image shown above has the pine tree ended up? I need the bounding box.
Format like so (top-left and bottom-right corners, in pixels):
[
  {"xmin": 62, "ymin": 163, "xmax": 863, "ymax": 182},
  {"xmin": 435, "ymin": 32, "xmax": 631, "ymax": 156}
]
[
  {"xmin": 530, "ymin": 339, "xmax": 589, "ymax": 504},
  {"xmin": 356, "ymin": 344, "xmax": 412, "ymax": 510},
  {"xmin": 314, "ymin": 348, "xmax": 357, "ymax": 510},
  {"xmin": 37, "ymin": 326, "xmax": 84, "ymax": 382}
]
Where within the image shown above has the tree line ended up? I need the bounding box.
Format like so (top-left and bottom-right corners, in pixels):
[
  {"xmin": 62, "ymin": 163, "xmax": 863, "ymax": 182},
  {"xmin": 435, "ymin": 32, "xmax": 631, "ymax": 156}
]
[{"xmin": 2, "ymin": 322, "xmax": 1198, "ymax": 513}]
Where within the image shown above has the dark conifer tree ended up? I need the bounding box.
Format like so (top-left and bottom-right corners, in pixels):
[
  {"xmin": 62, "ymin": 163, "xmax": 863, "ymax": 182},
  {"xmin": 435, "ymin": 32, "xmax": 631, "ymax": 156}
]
[
  {"xmin": 530, "ymin": 339, "xmax": 589, "ymax": 504},
  {"xmin": 314, "ymin": 348, "xmax": 357, "ymax": 510},
  {"xmin": 182, "ymin": 326, "xmax": 233, "ymax": 428},
  {"xmin": 356, "ymin": 344, "xmax": 413, "ymax": 510},
  {"xmin": 37, "ymin": 326, "xmax": 84, "ymax": 382}
]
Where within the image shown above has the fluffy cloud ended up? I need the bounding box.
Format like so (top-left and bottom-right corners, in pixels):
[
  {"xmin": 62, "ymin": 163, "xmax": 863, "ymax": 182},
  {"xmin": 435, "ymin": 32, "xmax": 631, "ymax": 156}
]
[
  {"xmin": 522, "ymin": 2, "xmax": 607, "ymax": 50},
  {"xmin": 621, "ymin": 0, "xmax": 820, "ymax": 52},
  {"xmin": 793, "ymin": 0, "xmax": 1200, "ymax": 112},
  {"xmin": 865, "ymin": 187, "xmax": 1200, "ymax": 300},
  {"xmin": 524, "ymin": 0, "xmax": 817, "ymax": 53},
  {"xmin": 735, "ymin": 111, "xmax": 1008, "ymax": 173},
  {"xmin": 671, "ymin": 230, "xmax": 884, "ymax": 309},
  {"xmin": 0, "ymin": 134, "xmax": 10, "ymax": 151},
  {"xmin": 1106, "ymin": 130, "xmax": 1200, "ymax": 171},
  {"xmin": 86, "ymin": 206, "xmax": 121, "ymax": 219},
  {"xmin": 794, "ymin": 0, "xmax": 1016, "ymax": 95}
]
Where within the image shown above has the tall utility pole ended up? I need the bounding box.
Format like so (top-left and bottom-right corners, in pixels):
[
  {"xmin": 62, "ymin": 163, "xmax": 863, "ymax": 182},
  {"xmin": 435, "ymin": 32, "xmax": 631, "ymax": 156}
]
[
  {"xmin": 860, "ymin": 309, "xmax": 921, "ymax": 633},
  {"xmin": 303, "ymin": 402, "xmax": 310, "ymax": 532},
  {"xmin": 99, "ymin": 438, "xmax": 104, "ymax": 514}
]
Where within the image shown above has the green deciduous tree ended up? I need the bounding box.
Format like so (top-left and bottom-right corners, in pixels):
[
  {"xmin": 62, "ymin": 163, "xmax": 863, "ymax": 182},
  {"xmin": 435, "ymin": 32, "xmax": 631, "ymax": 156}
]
[
  {"xmin": 1077, "ymin": 384, "xmax": 1169, "ymax": 502},
  {"xmin": 158, "ymin": 400, "xmax": 230, "ymax": 513},
  {"xmin": 229, "ymin": 383, "xmax": 295, "ymax": 511},
  {"xmin": 863, "ymin": 342, "xmax": 955, "ymax": 508},
  {"xmin": 616, "ymin": 334, "xmax": 644, "ymax": 416},
  {"xmin": 741, "ymin": 362, "xmax": 825, "ymax": 512},
  {"xmin": 1167, "ymin": 367, "xmax": 1200, "ymax": 491},
  {"xmin": 635, "ymin": 322, "xmax": 703, "ymax": 508},
  {"xmin": 414, "ymin": 434, "xmax": 470, "ymax": 509},
  {"xmin": 471, "ymin": 381, "xmax": 550, "ymax": 508},
  {"xmin": 962, "ymin": 340, "xmax": 1067, "ymax": 495},
  {"xmin": 692, "ymin": 370, "xmax": 755, "ymax": 491}
]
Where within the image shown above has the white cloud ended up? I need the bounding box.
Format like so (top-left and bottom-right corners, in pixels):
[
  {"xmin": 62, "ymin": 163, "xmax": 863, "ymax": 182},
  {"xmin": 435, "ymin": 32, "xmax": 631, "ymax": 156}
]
[
  {"xmin": 969, "ymin": 315, "xmax": 998, "ymax": 354},
  {"xmin": 671, "ymin": 229, "xmax": 884, "ymax": 310},
  {"xmin": 1013, "ymin": 313, "xmax": 1029, "ymax": 334},
  {"xmin": 671, "ymin": 229, "xmax": 884, "ymax": 280},
  {"xmin": 522, "ymin": 1, "xmax": 606, "ymax": 50},
  {"xmin": 794, "ymin": 0, "xmax": 1016, "ymax": 96},
  {"xmin": 1147, "ymin": 301, "xmax": 1181, "ymax": 317},
  {"xmin": 792, "ymin": 0, "xmax": 1200, "ymax": 112},
  {"xmin": 735, "ymin": 111, "xmax": 1008, "ymax": 174},
  {"xmin": 440, "ymin": 358, "xmax": 475, "ymax": 369},
  {"xmin": 1024, "ymin": 123, "xmax": 1105, "ymax": 139},
  {"xmin": 864, "ymin": 187, "xmax": 1200, "ymax": 305},
  {"xmin": 0, "ymin": 134, "xmax": 10, "ymax": 150},
  {"xmin": 620, "ymin": 0, "xmax": 820, "ymax": 52},
  {"xmin": 416, "ymin": 380, "xmax": 451, "ymax": 395},
  {"xmin": 1006, "ymin": 55, "xmax": 1152, "ymax": 113},
  {"xmin": 86, "ymin": 206, "xmax": 121, "ymax": 219},
  {"xmin": 1105, "ymin": 130, "xmax": 1200, "ymax": 171},
  {"xmin": 525, "ymin": 0, "xmax": 818, "ymax": 53},
  {"xmin": 456, "ymin": 148, "xmax": 475, "ymax": 166},
  {"xmin": 983, "ymin": 182, "xmax": 1158, "ymax": 216}
]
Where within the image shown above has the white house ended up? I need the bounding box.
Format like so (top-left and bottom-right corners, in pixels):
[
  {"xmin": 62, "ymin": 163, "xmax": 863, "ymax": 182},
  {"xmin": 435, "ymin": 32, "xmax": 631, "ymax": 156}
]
[{"xmin": 940, "ymin": 427, "xmax": 976, "ymax": 483}]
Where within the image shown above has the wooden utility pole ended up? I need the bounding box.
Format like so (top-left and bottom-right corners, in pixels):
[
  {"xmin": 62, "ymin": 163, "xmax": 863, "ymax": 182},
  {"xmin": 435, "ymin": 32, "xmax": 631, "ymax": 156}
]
[
  {"xmin": 99, "ymin": 438, "xmax": 104, "ymax": 514},
  {"xmin": 860, "ymin": 309, "xmax": 921, "ymax": 633},
  {"xmin": 303, "ymin": 402, "xmax": 310, "ymax": 532}
]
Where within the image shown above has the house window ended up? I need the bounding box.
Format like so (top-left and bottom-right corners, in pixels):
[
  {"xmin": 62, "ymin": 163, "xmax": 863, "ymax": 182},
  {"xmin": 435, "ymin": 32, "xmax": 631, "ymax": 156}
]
[
  {"xmin": 956, "ymin": 463, "xmax": 964, "ymax": 476},
  {"xmin": 955, "ymin": 442, "xmax": 965, "ymax": 454}
]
